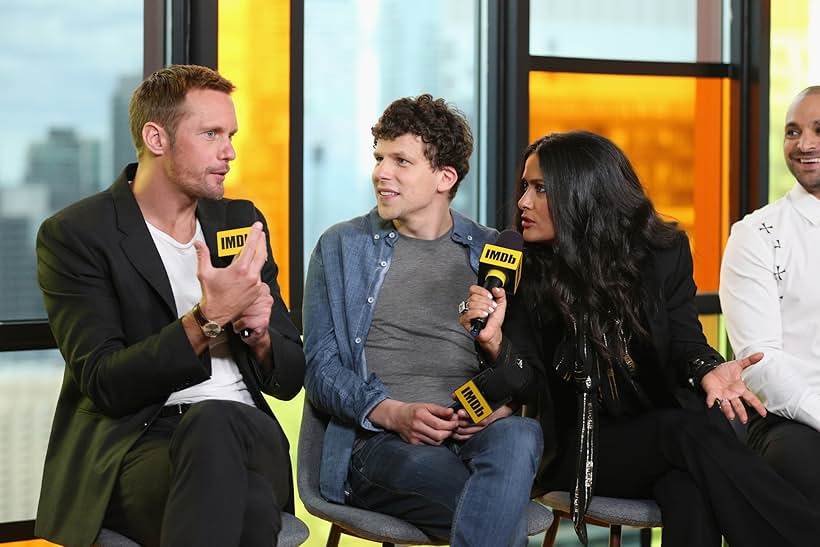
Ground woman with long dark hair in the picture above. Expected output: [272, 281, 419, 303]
[458, 131, 820, 546]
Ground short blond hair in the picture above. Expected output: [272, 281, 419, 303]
[129, 65, 235, 157]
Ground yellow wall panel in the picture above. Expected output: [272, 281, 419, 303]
[219, 0, 292, 305]
[769, 0, 809, 202]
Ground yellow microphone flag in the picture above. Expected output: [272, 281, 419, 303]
[453, 380, 492, 424]
[216, 227, 251, 257]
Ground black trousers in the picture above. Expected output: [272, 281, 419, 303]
[537, 407, 820, 547]
[103, 399, 292, 547]
[747, 412, 820, 506]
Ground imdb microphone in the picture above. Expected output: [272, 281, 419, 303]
[469, 230, 523, 337]
[450, 368, 511, 424]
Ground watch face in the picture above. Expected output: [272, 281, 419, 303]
[202, 322, 222, 338]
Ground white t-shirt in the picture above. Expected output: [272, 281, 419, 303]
[145, 219, 255, 408]
[720, 183, 820, 430]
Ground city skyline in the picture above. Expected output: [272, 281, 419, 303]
[0, 0, 142, 186]
[0, 71, 141, 321]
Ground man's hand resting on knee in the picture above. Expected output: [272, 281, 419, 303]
[368, 399, 459, 445]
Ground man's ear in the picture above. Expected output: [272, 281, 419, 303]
[142, 122, 169, 156]
[437, 165, 458, 194]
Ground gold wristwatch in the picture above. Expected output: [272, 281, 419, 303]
[192, 302, 222, 338]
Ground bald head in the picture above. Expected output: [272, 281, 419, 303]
[788, 86, 820, 114]
[784, 87, 820, 197]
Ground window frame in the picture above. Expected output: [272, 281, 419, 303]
[0, 0, 772, 539]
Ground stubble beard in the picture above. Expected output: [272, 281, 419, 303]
[799, 178, 820, 197]
[789, 163, 820, 197]
[168, 155, 223, 201]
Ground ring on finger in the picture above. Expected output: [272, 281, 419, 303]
[715, 398, 722, 408]
[458, 300, 470, 315]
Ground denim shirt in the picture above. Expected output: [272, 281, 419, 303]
[303, 208, 497, 502]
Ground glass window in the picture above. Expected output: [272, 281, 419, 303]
[769, 0, 819, 202]
[302, 0, 482, 272]
[0, 0, 143, 526]
[529, 0, 731, 63]
[529, 71, 730, 292]
[0, 0, 143, 321]
[0, 350, 65, 523]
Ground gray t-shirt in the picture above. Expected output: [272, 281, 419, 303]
[365, 228, 479, 406]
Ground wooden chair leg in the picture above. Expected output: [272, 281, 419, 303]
[640, 527, 653, 547]
[326, 523, 342, 547]
[609, 524, 622, 547]
[541, 510, 561, 547]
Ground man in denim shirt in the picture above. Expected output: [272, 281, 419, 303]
[303, 95, 543, 547]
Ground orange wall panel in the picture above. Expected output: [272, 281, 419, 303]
[529, 71, 729, 291]
[692, 78, 723, 291]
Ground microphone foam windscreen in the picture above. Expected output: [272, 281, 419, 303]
[495, 229, 523, 251]
[224, 199, 257, 230]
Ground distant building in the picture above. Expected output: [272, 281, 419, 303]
[0, 217, 42, 320]
[0, 185, 49, 320]
[24, 128, 100, 212]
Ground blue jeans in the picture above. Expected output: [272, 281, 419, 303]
[347, 416, 543, 547]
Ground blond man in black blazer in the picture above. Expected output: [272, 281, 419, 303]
[34, 65, 304, 547]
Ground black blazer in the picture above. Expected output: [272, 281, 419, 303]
[34, 164, 305, 547]
[492, 232, 723, 473]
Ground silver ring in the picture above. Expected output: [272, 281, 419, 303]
[458, 300, 469, 315]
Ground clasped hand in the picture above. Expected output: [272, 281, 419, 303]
[194, 221, 272, 345]
[368, 399, 515, 445]
[368, 399, 458, 445]
[452, 404, 514, 441]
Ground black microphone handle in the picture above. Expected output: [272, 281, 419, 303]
[469, 275, 504, 337]
[448, 367, 513, 415]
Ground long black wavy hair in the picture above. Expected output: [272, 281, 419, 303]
[514, 131, 681, 365]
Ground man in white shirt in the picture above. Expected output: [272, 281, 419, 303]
[720, 86, 820, 504]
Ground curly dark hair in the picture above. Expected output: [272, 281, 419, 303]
[514, 131, 681, 365]
[372, 94, 473, 199]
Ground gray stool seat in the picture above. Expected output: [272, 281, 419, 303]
[541, 491, 662, 528]
[540, 491, 662, 547]
[280, 512, 311, 546]
[94, 512, 309, 547]
[93, 529, 140, 547]
[525, 501, 557, 535]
